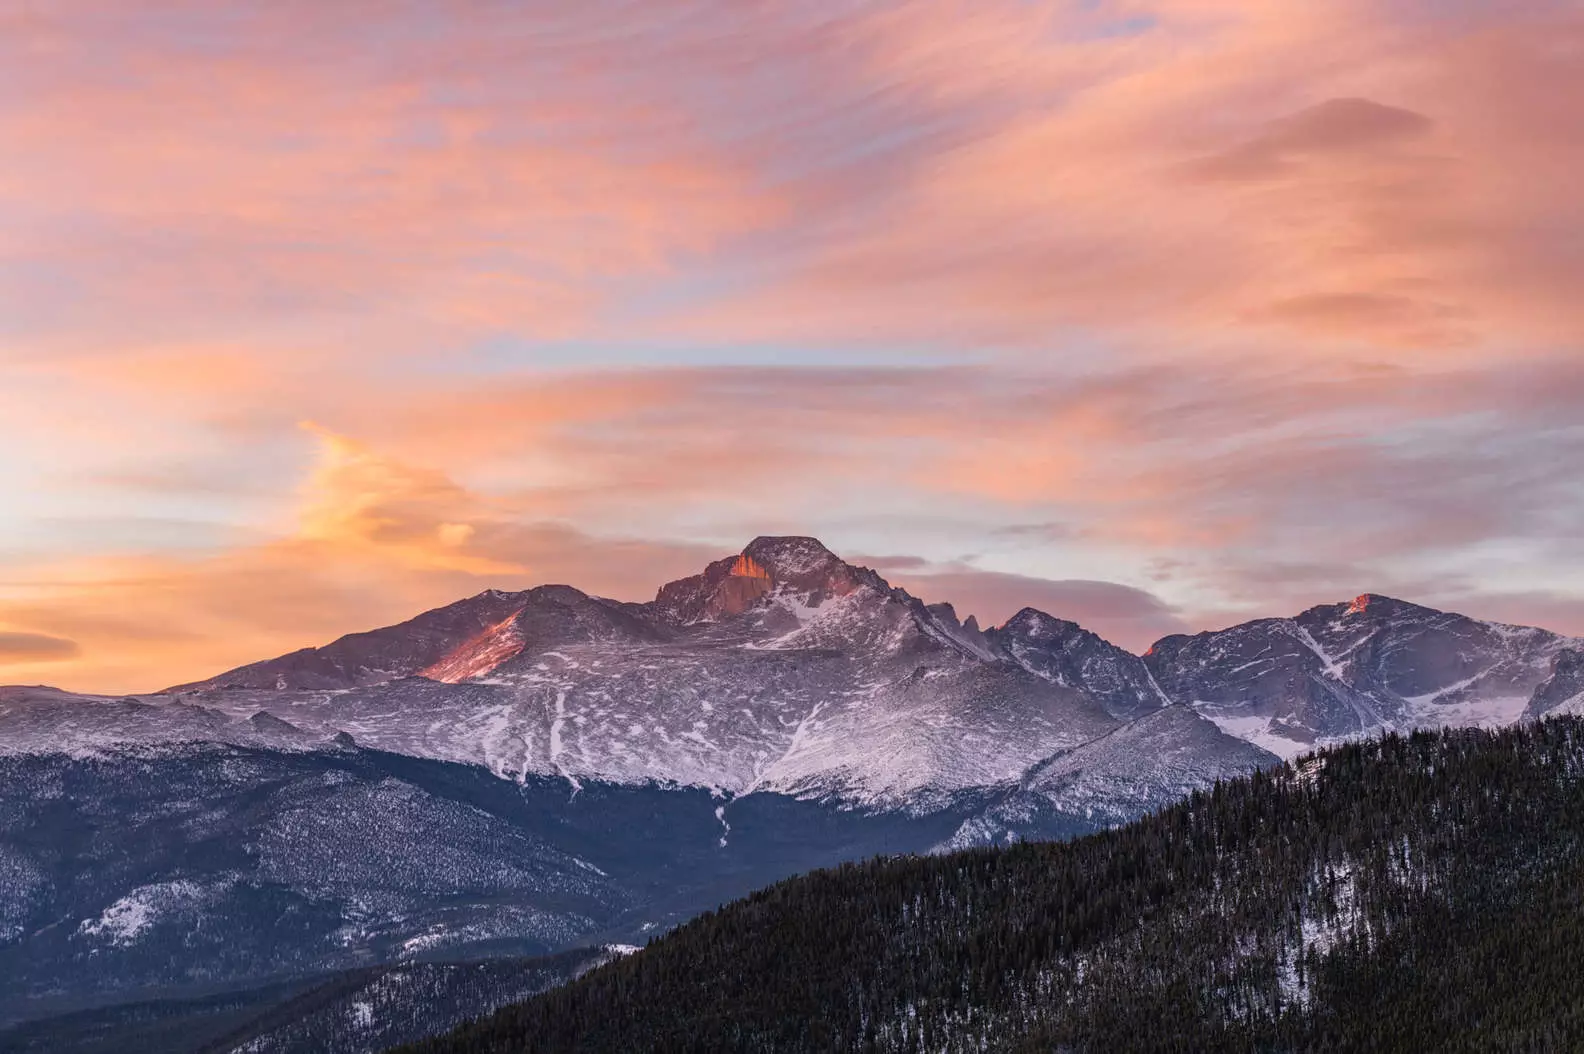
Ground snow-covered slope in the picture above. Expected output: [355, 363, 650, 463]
[940, 705, 1279, 849]
[1145, 594, 1582, 758]
[168, 585, 663, 693]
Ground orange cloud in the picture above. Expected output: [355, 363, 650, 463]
[0, 424, 722, 693]
[293, 423, 525, 576]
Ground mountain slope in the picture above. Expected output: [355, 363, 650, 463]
[403, 718, 1584, 1054]
[1526, 647, 1584, 718]
[0, 744, 631, 1024]
[167, 586, 662, 693]
[0, 740, 997, 1027]
[940, 704, 1280, 849]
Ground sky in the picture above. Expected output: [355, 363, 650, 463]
[2, 0, 1582, 693]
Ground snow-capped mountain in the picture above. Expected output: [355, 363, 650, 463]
[169, 584, 663, 693]
[12, 543, 1579, 813]
[11, 542, 1577, 799]
[6, 536, 1579, 1033]
[1145, 593, 1581, 758]
[141, 537, 1132, 808]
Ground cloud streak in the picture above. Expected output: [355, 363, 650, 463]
[0, 632, 80, 663]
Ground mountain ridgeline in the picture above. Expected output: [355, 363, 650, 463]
[402, 718, 1584, 1053]
[1, 536, 1580, 1046]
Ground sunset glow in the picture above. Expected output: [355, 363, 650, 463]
[3, 0, 1581, 693]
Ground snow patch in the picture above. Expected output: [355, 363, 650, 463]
[77, 880, 206, 946]
[1195, 710, 1315, 761]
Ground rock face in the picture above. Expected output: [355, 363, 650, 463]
[1526, 648, 1584, 718]
[1144, 593, 1580, 757]
[651, 536, 876, 625]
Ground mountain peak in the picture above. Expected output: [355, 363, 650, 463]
[1344, 592, 1396, 616]
[652, 537, 878, 625]
[741, 536, 842, 578]
[987, 607, 1168, 721]
[1334, 593, 1439, 619]
[1000, 607, 1081, 638]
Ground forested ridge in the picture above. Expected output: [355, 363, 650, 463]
[400, 718, 1584, 1053]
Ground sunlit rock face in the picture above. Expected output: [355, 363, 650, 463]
[420, 610, 527, 684]
[652, 552, 774, 624]
[651, 537, 880, 625]
[729, 554, 771, 581]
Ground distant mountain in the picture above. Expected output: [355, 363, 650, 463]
[0, 741, 987, 1025]
[167, 585, 662, 693]
[1144, 593, 1579, 757]
[401, 718, 1584, 1054]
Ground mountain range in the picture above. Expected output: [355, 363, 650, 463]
[1, 536, 1579, 1045]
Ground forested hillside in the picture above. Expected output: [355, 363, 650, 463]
[0, 944, 608, 1052]
[403, 719, 1584, 1053]
[0, 948, 609, 1054]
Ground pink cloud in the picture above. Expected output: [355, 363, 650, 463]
[2, 1, 1580, 689]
